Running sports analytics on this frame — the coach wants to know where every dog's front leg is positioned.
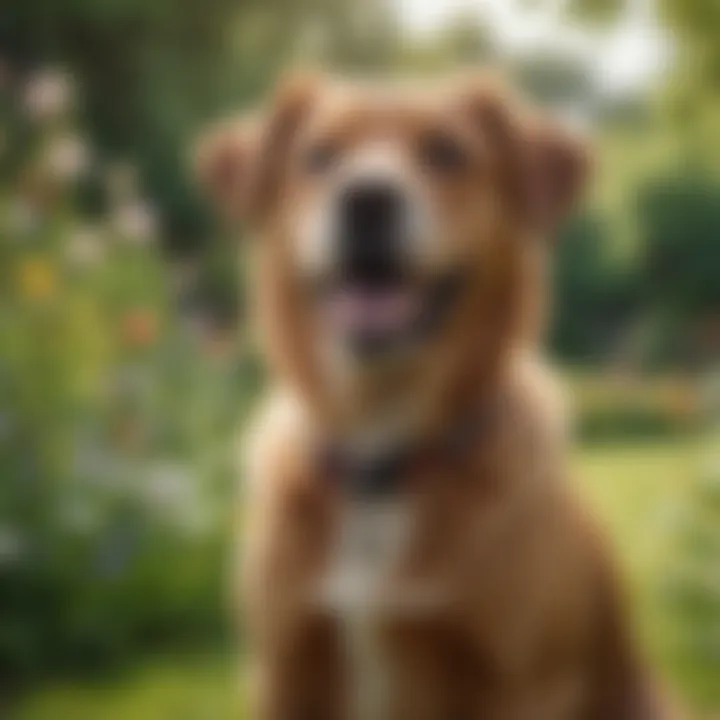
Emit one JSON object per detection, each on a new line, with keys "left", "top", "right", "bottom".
{"left": 248, "top": 656, "right": 300, "bottom": 720}
{"left": 583, "top": 563, "right": 677, "bottom": 720}
{"left": 242, "top": 553, "right": 344, "bottom": 720}
{"left": 246, "top": 616, "right": 344, "bottom": 720}
{"left": 583, "top": 660, "right": 675, "bottom": 720}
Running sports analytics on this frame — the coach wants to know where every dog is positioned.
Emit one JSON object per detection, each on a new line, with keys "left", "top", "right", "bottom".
{"left": 196, "top": 72, "right": 671, "bottom": 720}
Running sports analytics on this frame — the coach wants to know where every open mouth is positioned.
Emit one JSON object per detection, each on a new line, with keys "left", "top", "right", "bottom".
{"left": 319, "top": 271, "right": 464, "bottom": 355}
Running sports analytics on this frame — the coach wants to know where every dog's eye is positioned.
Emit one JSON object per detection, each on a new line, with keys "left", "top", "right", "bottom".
{"left": 419, "top": 133, "right": 468, "bottom": 173}
{"left": 302, "top": 141, "right": 338, "bottom": 174}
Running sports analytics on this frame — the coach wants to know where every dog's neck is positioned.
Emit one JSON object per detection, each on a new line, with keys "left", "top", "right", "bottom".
{"left": 343, "top": 390, "right": 425, "bottom": 455}
{"left": 321, "top": 387, "right": 423, "bottom": 495}
{"left": 319, "top": 367, "right": 497, "bottom": 500}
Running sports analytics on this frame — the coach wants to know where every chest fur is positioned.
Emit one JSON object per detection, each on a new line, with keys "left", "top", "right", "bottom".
{"left": 321, "top": 498, "right": 415, "bottom": 720}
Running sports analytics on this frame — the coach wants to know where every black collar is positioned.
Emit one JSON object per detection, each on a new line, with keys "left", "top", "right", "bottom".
{"left": 321, "top": 402, "right": 495, "bottom": 500}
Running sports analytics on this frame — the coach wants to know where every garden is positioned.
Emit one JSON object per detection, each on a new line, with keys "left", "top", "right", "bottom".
{"left": 1, "top": 0, "right": 719, "bottom": 717}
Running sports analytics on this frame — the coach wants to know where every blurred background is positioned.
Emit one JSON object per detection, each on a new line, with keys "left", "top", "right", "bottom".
{"left": 0, "top": 0, "right": 718, "bottom": 717}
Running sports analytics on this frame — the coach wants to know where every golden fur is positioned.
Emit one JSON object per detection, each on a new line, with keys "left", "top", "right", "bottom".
{"left": 197, "top": 72, "right": 672, "bottom": 719}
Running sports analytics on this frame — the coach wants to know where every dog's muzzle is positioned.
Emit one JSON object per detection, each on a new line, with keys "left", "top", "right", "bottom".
{"left": 312, "top": 177, "right": 465, "bottom": 357}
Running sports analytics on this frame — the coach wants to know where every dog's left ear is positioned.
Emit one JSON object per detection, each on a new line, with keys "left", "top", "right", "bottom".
{"left": 457, "top": 74, "right": 590, "bottom": 237}
{"left": 193, "top": 72, "right": 323, "bottom": 227}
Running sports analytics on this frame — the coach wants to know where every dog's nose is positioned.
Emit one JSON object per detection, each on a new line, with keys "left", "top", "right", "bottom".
{"left": 339, "top": 182, "right": 405, "bottom": 286}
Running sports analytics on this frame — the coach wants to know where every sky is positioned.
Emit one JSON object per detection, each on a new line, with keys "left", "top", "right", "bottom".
{"left": 394, "top": 0, "right": 672, "bottom": 98}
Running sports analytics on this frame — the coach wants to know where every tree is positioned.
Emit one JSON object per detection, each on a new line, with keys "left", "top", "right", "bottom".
{"left": 551, "top": 213, "right": 639, "bottom": 362}
{"left": 635, "top": 172, "right": 720, "bottom": 365}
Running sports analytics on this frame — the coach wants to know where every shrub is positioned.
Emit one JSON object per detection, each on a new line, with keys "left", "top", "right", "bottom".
{"left": 0, "top": 67, "right": 250, "bottom": 688}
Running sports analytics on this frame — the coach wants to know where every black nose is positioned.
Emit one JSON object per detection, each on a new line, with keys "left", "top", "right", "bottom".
{"left": 339, "top": 182, "right": 405, "bottom": 286}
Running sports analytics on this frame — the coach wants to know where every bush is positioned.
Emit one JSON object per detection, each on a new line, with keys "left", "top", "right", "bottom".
{"left": 551, "top": 213, "right": 640, "bottom": 364}
{"left": 636, "top": 173, "right": 720, "bottom": 367}
{"left": 0, "top": 68, "right": 251, "bottom": 688}
{"left": 569, "top": 373, "right": 703, "bottom": 442}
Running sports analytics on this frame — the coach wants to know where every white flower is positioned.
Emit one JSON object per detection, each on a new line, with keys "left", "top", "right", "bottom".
{"left": 0, "top": 526, "right": 24, "bottom": 566}
{"left": 112, "top": 201, "right": 158, "bottom": 243}
{"left": 24, "top": 69, "right": 75, "bottom": 121}
{"left": 65, "top": 226, "right": 105, "bottom": 268}
{"left": 45, "top": 134, "right": 91, "bottom": 181}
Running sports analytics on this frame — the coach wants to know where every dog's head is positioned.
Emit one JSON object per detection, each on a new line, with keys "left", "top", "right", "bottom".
{"left": 196, "top": 73, "right": 589, "bottom": 425}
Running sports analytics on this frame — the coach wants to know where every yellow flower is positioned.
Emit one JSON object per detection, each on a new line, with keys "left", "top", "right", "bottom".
{"left": 19, "top": 258, "right": 57, "bottom": 301}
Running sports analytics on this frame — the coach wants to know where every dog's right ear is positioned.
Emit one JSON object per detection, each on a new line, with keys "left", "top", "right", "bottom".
{"left": 193, "top": 72, "right": 322, "bottom": 227}
{"left": 193, "top": 115, "right": 260, "bottom": 223}
{"left": 455, "top": 72, "right": 590, "bottom": 238}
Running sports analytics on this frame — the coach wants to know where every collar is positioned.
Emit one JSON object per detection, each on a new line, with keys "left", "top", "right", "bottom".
{"left": 320, "top": 401, "right": 495, "bottom": 500}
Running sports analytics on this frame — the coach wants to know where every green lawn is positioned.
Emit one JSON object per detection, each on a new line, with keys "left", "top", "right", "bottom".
{"left": 575, "top": 437, "right": 697, "bottom": 585}
{"left": 16, "top": 653, "right": 244, "bottom": 720}
{"left": 16, "top": 437, "right": 701, "bottom": 720}
{"left": 573, "top": 438, "right": 700, "bottom": 661}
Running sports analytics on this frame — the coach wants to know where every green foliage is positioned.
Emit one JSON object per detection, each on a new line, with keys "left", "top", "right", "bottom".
{"left": 660, "top": 447, "right": 720, "bottom": 708}
{"left": 0, "top": 0, "right": 400, "bottom": 252}
{"left": 0, "top": 71, "right": 254, "bottom": 687}
{"left": 632, "top": 172, "right": 720, "bottom": 367}
{"left": 17, "top": 653, "right": 242, "bottom": 720}
{"left": 1, "top": 0, "right": 243, "bottom": 248}
{"left": 566, "top": 0, "right": 624, "bottom": 25}
{"left": 569, "top": 373, "right": 702, "bottom": 442}
{"left": 638, "top": 173, "right": 720, "bottom": 317}
{"left": 16, "top": 437, "right": 699, "bottom": 717}
{"left": 552, "top": 213, "right": 639, "bottom": 362}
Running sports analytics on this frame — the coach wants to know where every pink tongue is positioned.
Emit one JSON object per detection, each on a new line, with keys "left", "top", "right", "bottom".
{"left": 329, "top": 288, "right": 418, "bottom": 334}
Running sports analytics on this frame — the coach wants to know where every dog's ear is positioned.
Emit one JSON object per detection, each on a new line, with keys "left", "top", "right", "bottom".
{"left": 193, "top": 115, "right": 260, "bottom": 222}
{"left": 457, "top": 74, "right": 590, "bottom": 236}
{"left": 193, "top": 72, "right": 322, "bottom": 226}
{"left": 524, "top": 118, "right": 590, "bottom": 234}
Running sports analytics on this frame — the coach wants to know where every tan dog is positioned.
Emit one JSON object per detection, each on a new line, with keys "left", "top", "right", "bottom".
{"left": 196, "top": 73, "right": 670, "bottom": 720}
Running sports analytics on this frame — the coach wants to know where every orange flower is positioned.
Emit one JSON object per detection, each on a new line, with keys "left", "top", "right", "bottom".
{"left": 122, "top": 309, "right": 158, "bottom": 348}
{"left": 18, "top": 258, "right": 57, "bottom": 300}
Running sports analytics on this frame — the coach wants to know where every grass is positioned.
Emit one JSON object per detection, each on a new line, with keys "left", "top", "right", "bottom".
{"left": 574, "top": 437, "right": 698, "bottom": 582}
{"left": 16, "top": 436, "right": 702, "bottom": 720}
{"left": 573, "top": 438, "right": 701, "bottom": 662}
{"left": 15, "top": 652, "right": 244, "bottom": 720}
